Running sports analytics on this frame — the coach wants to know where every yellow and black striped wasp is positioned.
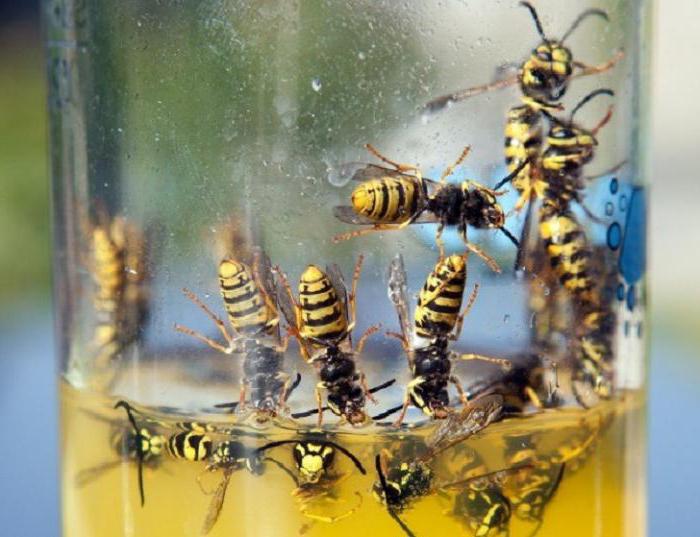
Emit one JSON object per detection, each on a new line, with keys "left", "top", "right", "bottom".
{"left": 75, "top": 401, "right": 165, "bottom": 507}
{"left": 81, "top": 401, "right": 166, "bottom": 507}
{"left": 89, "top": 214, "right": 150, "bottom": 376}
{"left": 258, "top": 434, "right": 367, "bottom": 531}
{"left": 373, "top": 395, "right": 522, "bottom": 537}
{"left": 174, "top": 249, "right": 296, "bottom": 421}
{"left": 425, "top": 2, "right": 621, "bottom": 113}
{"left": 499, "top": 435, "right": 566, "bottom": 536}
{"left": 444, "top": 446, "right": 516, "bottom": 537}
{"left": 333, "top": 145, "right": 524, "bottom": 273}
{"left": 386, "top": 254, "right": 510, "bottom": 425}
{"left": 275, "top": 256, "right": 386, "bottom": 427}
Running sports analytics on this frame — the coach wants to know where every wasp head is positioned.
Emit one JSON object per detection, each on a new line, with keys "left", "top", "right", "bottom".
{"left": 465, "top": 185, "right": 506, "bottom": 230}
{"left": 328, "top": 387, "right": 369, "bottom": 427}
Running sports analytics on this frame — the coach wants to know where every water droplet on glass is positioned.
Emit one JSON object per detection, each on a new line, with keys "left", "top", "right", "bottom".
{"left": 311, "top": 77, "right": 322, "bottom": 92}
{"left": 358, "top": 51, "right": 366, "bottom": 60}
{"left": 503, "top": 314, "right": 510, "bottom": 324}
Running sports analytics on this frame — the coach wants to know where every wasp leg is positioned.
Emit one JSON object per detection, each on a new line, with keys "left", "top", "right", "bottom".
{"left": 461, "top": 230, "right": 501, "bottom": 273}
{"left": 347, "top": 254, "right": 365, "bottom": 333}
{"left": 591, "top": 106, "right": 614, "bottom": 135}
{"left": 423, "top": 74, "right": 520, "bottom": 114}
{"left": 173, "top": 323, "right": 235, "bottom": 354}
{"left": 450, "top": 282, "right": 479, "bottom": 342}
{"left": 450, "top": 376, "right": 469, "bottom": 406}
{"left": 356, "top": 324, "right": 381, "bottom": 355}
{"left": 439, "top": 146, "right": 471, "bottom": 184}
{"left": 315, "top": 383, "right": 326, "bottom": 427}
{"left": 456, "top": 352, "right": 511, "bottom": 371}
{"left": 525, "top": 386, "right": 543, "bottom": 409}
{"left": 393, "top": 380, "right": 421, "bottom": 426}
{"left": 182, "top": 288, "right": 235, "bottom": 343}
{"left": 435, "top": 223, "right": 446, "bottom": 260}
{"left": 332, "top": 224, "right": 411, "bottom": 244}
{"left": 358, "top": 370, "right": 378, "bottom": 404}
{"left": 238, "top": 380, "right": 249, "bottom": 412}
{"left": 365, "top": 143, "right": 420, "bottom": 174}
{"left": 275, "top": 371, "right": 292, "bottom": 413}
{"left": 386, "top": 331, "right": 411, "bottom": 353}
{"left": 300, "top": 492, "right": 363, "bottom": 524}
{"left": 572, "top": 49, "right": 624, "bottom": 79}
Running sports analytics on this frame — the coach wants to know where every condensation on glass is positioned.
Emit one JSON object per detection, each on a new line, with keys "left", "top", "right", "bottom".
{"left": 47, "top": 1, "right": 650, "bottom": 536}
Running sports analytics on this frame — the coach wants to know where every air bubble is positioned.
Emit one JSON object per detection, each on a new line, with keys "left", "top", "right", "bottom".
{"left": 311, "top": 77, "right": 322, "bottom": 92}
{"left": 619, "top": 194, "right": 628, "bottom": 211}
{"left": 605, "top": 202, "right": 614, "bottom": 216}
{"left": 609, "top": 177, "right": 619, "bottom": 194}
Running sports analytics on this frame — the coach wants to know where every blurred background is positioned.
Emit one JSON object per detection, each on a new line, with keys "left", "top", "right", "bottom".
{"left": 0, "top": 0, "right": 697, "bottom": 535}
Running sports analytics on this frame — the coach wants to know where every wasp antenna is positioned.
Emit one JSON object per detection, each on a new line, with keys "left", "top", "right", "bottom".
{"left": 291, "top": 406, "right": 326, "bottom": 419}
{"left": 570, "top": 89, "right": 615, "bottom": 120}
{"left": 374, "top": 455, "right": 417, "bottom": 537}
{"left": 114, "top": 400, "right": 146, "bottom": 507}
{"left": 520, "top": 2, "right": 547, "bottom": 41}
{"left": 562, "top": 8, "right": 609, "bottom": 43}
{"left": 264, "top": 456, "right": 300, "bottom": 487}
{"left": 255, "top": 439, "right": 299, "bottom": 454}
{"left": 371, "top": 403, "right": 404, "bottom": 422}
{"left": 494, "top": 158, "right": 531, "bottom": 190}
{"left": 325, "top": 441, "right": 366, "bottom": 475}
{"left": 500, "top": 227, "right": 520, "bottom": 247}
{"left": 368, "top": 378, "right": 396, "bottom": 394}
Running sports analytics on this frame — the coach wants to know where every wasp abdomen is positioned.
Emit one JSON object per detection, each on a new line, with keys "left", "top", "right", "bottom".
{"left": 539, "top": 212, "right": 595, "bottom": 299}
{"left": 167, "top": 432, "right": 213, "bottom": 461}
{"left": 299, "top": 265, "right": 347, "bottom": 342}
{"left": 415, "top": 255, "right": 466, "bottom": 338}
{"left": 219, "top": 259, "right": 274, "bottom": 335}
{"left": 351, "top": 177, "right": 420, "bottom": 224}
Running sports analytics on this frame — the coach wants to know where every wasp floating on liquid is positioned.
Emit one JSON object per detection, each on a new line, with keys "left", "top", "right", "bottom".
{"left": 89, "top": 214, "right": 150, "bottom": 375}
{"left": 75, "top": 401, "right": 165, "bottom": 507}
{"left": 260, "top": 434, "right": 367, "bottom": 532}
{"left": 175, "top": 249, "right": 295, "bottom": 421}
{"left": 386, "top": 254, "right": 511, "bottom": 425}
{"left": 373, "top": 395, "right": 519, "bottom": 537}
{"left": 333, "top": 145, "right": 524, "bottom": 273}
{"left": 275, "top": 256, "right": 385, "bottom": 426}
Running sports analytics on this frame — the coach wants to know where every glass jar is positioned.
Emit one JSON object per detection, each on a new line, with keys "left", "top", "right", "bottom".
{"left": 46, "top": 1, "right": 649, "bottom": 535}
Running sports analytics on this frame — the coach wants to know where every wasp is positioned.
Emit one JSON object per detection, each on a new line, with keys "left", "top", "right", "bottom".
{"left": 333, "top": 145, "right": 524, "bottom": 273}
{"left": 275, "top": 256, "right": 383, "bottom": 426}
{"left": 465, "top": 352, "right": 559, "bottom": 415}
{"left": 498, "top": 435, "right": 566, "bottom": 535}
{"left": 425, "top": 2, "right": 621, "bottom": 113}
{"left": 175, "top": 250, "right": 295, "bottom": 420}
{"left": 90, "top": 215, "right": 150, "bottom": 376}
{"left": 75, "top": 402, "right": 165, "bottom": 507}
{"left": 84, "top": 401, "right": 166, "bottom": 506}
{"left": 450, "top": 447, "right": 521, "bottom": 537}
{"left": 197, "top": 438, "right": 275, "bottom": 534}
{"left": 373, "top": 396, "right": 520, "bottom": 537}
{"left": 386, "top": 254, "right": 510, "bottom": 425}
{"left": 260, "top": 434, "right": 367, "bottom": 531}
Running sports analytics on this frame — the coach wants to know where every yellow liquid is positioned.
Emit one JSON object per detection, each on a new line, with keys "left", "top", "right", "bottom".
{"left": 61, "top": 381, "right": 645, "bottom": 537}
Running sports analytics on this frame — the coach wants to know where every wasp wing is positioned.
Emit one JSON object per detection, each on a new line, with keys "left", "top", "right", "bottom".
{"left": 325, "top": 263, "right": 348, "bottom": 315}
{"left": 201, "top": 470, "right": 233, "bottom": 535}
{"left": 252, "top": 248, "right": 282, "bottom": 339}
{"left": 75, "top": 459, "right": 123, "bottom": 488}
{"left": 275, "top": 273, "right": 300, "bottom": 334}
{"left": 428, "top": 394, "right": 504, "bottom": 456}
{"left": 387, "top": 254, "right": 413, "bottom": 354}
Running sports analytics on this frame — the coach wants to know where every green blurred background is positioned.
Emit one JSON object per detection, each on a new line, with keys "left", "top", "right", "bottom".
{"left": 1, "top": 1, "right": 699, "bottom": 535}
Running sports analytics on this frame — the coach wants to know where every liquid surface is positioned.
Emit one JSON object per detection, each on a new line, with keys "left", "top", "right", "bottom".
{"left": 62, "top": 379, "right": 645, "bottom": 537}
